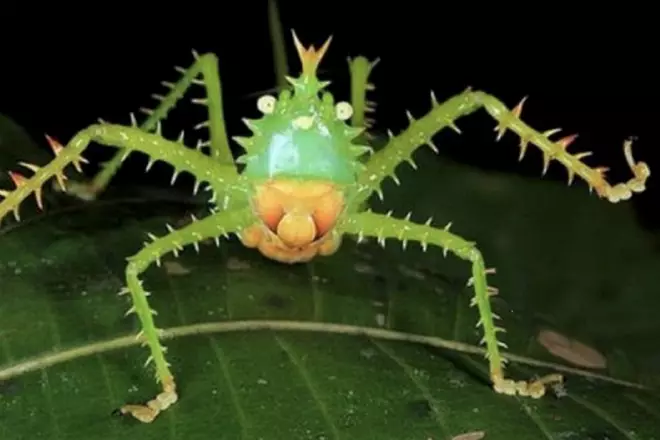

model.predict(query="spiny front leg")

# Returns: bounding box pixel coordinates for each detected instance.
[118,207,255,423]
[478,91,649,202]
[339,210,563,398]
[354,88,650,206]
[83,51,235,199]
[0,124,244,225]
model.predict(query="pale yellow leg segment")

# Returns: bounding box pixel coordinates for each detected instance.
[118,380,178,423]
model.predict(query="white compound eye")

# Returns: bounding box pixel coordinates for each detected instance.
[335,102,353,121]
[257,95,277,114]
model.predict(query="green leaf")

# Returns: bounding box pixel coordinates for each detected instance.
[1,120,659,439]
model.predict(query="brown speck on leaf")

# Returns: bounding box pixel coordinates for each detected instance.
[538,329,607,369]
[163,261,191,275]
[227,257,250,271]
[452,431,486,440]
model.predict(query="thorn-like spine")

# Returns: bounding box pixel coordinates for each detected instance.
[430,90,439,106]
[195,121,209,131]
[494,95,527,141]
[542,128,562,139]
[192,180,202,196]
[145,158,157,172]
[557,134,578,150]
[487,286,499,296]
[447,121,461,134]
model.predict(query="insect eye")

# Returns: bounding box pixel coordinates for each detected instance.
[257,95,277,114]
[335,102,353,121]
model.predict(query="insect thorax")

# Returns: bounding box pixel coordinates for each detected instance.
[233,37,370,263]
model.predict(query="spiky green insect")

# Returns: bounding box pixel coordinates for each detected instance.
[0,32,650,423]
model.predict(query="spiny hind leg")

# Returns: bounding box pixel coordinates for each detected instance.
[347,56,379,132]
[117,207,254,423]
[68,51,236,201]
[339,210,564,397]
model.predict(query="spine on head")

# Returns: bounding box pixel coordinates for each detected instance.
[286,31,333,96]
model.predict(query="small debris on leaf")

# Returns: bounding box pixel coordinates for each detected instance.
[451,430,485,440]
[354,262,375,274]
[352,248,373,260]
[538,329,607,369]
[163,260,191,275]
[227,257,250,271]
[398,264,425,280]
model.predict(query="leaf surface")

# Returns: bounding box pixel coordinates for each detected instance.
[0,118,659,440]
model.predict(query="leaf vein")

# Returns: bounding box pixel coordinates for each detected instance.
[0,320,647,391]
[40,370,61,440]
[370,338,453,440]
[623,393,660,421]
[208,337,250,440]
[274,334,342,440]
[568,394,636,440]
[517,401,555,440]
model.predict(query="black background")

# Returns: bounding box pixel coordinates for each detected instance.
[1,3,657,229]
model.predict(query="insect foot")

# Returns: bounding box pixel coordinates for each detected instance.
[602,138,650,203]
[117,379,178,423]
[492,373,564,398]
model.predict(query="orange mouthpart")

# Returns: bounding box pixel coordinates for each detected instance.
[240,179,345,263]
